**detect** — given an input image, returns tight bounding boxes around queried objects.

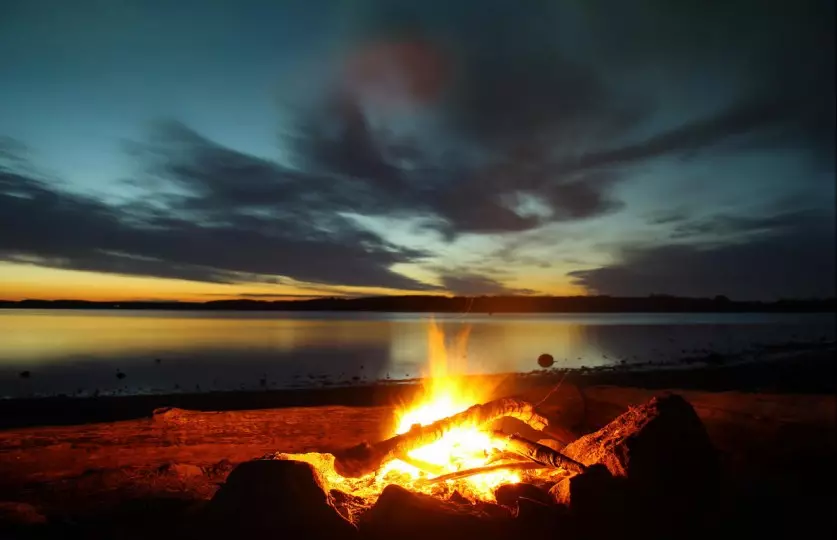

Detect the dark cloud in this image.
[276,2,652,237]
[288,91,626,236]
[201,293,330,300]
[282,0,833,240]
[648,208,690,226]
[561,94,834,174]
[668,211,823,241]
[570,211,836,300]
[439,272,536,297]
[2,1,833,297]
[0,137,433,290]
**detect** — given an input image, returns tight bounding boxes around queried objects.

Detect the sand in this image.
[0,344,834,537]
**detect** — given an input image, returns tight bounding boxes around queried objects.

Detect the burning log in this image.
[498,433,588,475]
[420,461,551,485]
[418,433,586,486]
[333,397,549,478]
[395,453,447,476]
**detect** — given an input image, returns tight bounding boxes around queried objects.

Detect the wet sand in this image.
[0,341,833,431]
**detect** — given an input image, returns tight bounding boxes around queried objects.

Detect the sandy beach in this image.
[0,343,834,538]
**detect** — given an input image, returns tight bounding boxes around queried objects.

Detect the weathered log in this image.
[333,398,549,478]
[498,432,587,475]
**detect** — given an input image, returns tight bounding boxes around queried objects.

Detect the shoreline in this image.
[1,342,833,431]
[3,296,835,313]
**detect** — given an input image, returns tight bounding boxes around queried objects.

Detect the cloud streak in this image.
[571,211,836,300]
[0,139,434,291]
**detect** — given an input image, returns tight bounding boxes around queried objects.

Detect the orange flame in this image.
[285,319,520,503]
[381,319,520,498]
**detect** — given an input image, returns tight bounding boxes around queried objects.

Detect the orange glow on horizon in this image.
[0,262,411,302]
[0,262,589,302]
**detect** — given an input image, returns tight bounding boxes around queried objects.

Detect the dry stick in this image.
[332,397,549,478]
[533,370,580,447]
[419,461,552,485]
[485,451,528,465]
[534,370,570,408]
[497,432,587,475]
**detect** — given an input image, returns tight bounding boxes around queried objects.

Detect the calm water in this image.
[0,310,833,398]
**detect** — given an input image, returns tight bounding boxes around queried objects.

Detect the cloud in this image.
[287,83,628,237]
[2,1,833,298]
[0,137,434,290]
[281,0,833,243]
[570,210,836,300]
[560,93,834,174]
[667,210,823,241]
[438,272,536,297]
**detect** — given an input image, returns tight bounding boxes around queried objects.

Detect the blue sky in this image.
[1,0,834,301]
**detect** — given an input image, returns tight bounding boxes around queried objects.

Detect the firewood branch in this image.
[497,432,587,475]
[332,398,549,478]
[419,461,551,485]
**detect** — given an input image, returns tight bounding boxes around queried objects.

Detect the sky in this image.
[0,0,834,302]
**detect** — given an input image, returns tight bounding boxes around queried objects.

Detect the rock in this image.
[537,353,555,368]
[360,485,513,540]
[160,463,204,479]
[514,496,566,537]
[549,464,627,537]
[494,482,552,508]
[197,459,357,539]
[549,463,621,507]
[559,394,720,534]
[0,502,46,525]
[330,489,371,523]
[205,458,234,478]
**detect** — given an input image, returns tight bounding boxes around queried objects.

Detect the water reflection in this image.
[0,310,832,398]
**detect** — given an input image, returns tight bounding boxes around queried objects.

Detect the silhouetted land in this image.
[0,295,834,312]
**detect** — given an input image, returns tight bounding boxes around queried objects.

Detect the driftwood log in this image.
[332,398,549,478]
[499,432,587,475]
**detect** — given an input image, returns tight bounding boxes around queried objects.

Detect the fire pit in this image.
[281,396,583,507]
[280,322,584,509]
[196,323,721,539]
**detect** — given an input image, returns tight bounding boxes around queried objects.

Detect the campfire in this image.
[278,321,584,506]
[199,322,720,539]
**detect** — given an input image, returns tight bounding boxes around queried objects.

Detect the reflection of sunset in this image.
[1,310,831,399]
[0,312,391,363]
[388,318,594,374]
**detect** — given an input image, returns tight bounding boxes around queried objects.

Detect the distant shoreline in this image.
[1,295,834,313]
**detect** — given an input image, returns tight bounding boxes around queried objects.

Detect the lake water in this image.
[0,310,833,398]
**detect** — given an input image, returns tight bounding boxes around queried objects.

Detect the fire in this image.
[379,321,520,498]
[283,319,525,505]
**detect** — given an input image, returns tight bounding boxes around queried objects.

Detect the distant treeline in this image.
[0,295,834,313]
